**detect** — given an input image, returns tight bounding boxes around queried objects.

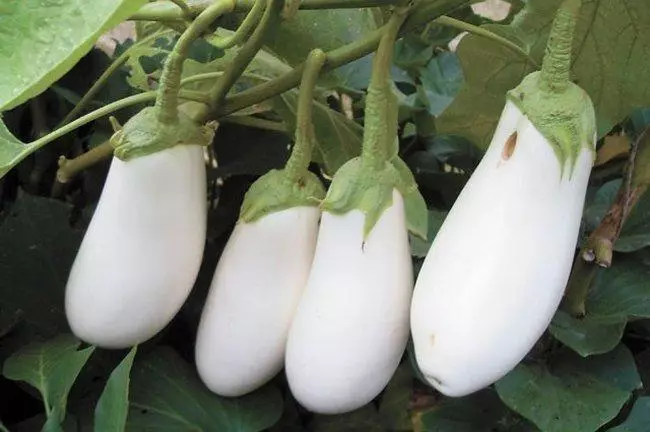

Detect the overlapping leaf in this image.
[0,0,147,111]
[496,344,641,432]
[438,0,650,149]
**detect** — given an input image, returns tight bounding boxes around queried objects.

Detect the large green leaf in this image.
[310,405,385,432]
[437,0,650,149]
[495,344,641,432]
[609,397,650,431]
[0,0,148,111]
[550,258,650,356]
[265,8,378,89]
[0,191,85,360]
[126,347,283,431]
[2,334,95,428]
[421,390,535,432]
[94,347,137,432]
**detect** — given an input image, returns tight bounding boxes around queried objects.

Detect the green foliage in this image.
[2,334,95,429]
[265,8,378,89]
[609,397,650,431]
[550,257,650,356]
[94,347,137,432]
[0,0,147,111]
[1,1,650,431]
[126,347,283,431]
[438,0,650,149]
[496,345,642,432]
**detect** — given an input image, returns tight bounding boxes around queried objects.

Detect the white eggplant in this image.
[195,206,320,397]
[410,100,595,397]
[411,0,596,398]
[65,144,207,349]
[285,190,413,414]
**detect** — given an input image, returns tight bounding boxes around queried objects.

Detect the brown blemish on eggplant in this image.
[501,132,518,161]
[429,334,436,346]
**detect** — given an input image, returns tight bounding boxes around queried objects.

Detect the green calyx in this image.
[239,168,326,223]
[506,0,596,178]
[320,6,427,241]
[507,73,596,178]
[321,151,427,240]
[110,106,215,161]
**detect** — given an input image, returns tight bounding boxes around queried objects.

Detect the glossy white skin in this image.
[195,207,320,397]
[65,145,206,349]
[285,190,413,414]
[411,100,595,397]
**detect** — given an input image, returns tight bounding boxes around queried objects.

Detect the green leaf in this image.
[0,191,84,359]
[0,0,148,111]
[378,364,413,431]
[421,390,534,432]
[310,405,385,432]
[495,344,641,432]
[265,8,377,89]
[2,334,95,427]
[274,91,363,177]
[127,347,283,432]
[418,52,464,117]
[394,35,434,71]
[0,117,33,180]
[550,258,650,356]
[438,0,650,149]
[94,347,137,432]
[609,397,650,431]
[410,210,448,258]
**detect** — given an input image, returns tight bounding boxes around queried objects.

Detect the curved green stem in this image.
[56,140,114,184]
[284,49,328,180]
[217,0,474,117]
[434,15,539,68]
[361,8,406,170]
[222,115,287,132]
[155,0,235,123]
[31,90,208,154]
[131,0,402,21]
[196,0,282,122]
[211,0,266,50]
[539,0,580,93]
[169,0,192,18]
[58,31,172,127]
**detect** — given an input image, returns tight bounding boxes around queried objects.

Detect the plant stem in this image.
[563,127,650,317]
[196,0,282,122]
[582,128,650,267]
[222,115,287,132]
[58,31,172,127]
[56,140,114,184]
[169,0,192,18]
[284,49,328,180]
[434,16,539,68]
[30,90,207,155]
[131,0,402,21]
[539,0,581,94]
[155,0,235,123]
[361,9,406,170]
[217,0,474,117]
[211,0,266,50]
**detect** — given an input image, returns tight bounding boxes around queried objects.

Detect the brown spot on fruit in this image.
[429,334,436,346]
[502,132,518,161]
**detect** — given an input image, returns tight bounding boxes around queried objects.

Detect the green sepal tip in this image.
[110,106,215,161]
[239,168,326,223]
[321,151,428,241]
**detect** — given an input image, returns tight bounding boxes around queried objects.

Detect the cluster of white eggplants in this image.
[64,0,595,414]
